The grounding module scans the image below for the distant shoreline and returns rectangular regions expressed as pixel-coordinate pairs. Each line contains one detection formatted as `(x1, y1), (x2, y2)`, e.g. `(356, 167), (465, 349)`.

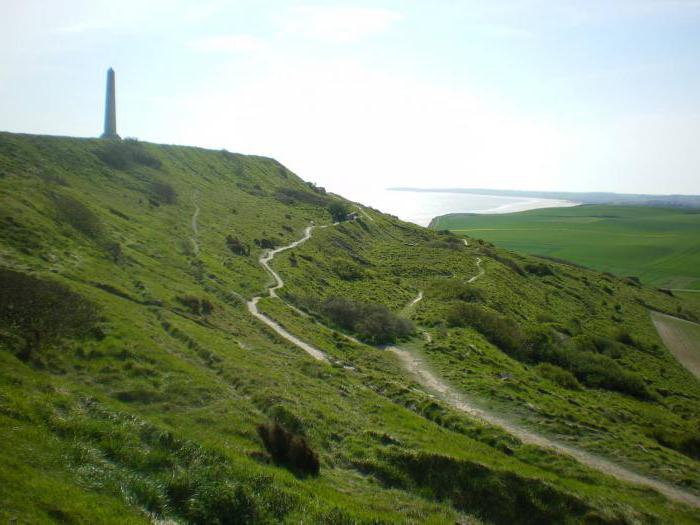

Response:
(388, 187), (700, 209)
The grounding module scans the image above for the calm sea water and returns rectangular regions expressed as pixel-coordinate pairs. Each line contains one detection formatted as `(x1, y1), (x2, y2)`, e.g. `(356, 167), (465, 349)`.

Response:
(339, 188), (578, 227)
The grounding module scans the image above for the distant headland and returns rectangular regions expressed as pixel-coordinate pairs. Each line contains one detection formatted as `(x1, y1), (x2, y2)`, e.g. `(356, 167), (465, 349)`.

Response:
(388, 187), (700, 209)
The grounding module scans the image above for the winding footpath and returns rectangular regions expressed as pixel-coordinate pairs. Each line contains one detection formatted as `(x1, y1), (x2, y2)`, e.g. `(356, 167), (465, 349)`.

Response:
(396, 266), (700, 509)
(190, 191), (200, 256)
(245, 222), (700, 508)
(247, 224), (329, 363)
(467, 257), (484, 283)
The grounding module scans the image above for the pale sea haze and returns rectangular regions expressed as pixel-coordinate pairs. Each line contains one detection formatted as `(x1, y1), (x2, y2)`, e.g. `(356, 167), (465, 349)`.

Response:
(339, 188), (579, 227)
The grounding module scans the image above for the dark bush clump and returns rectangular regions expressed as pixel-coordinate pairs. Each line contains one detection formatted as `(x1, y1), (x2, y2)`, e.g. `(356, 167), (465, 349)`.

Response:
(176, 296), (214, 316)
(328, 202), (350, 222)
(225, 235), (249, 256)
(150, 180), (177, 205)
(96, 139), (162, 170)
(427, 279), (483, 302)
(649, 428), (700, 461)
(52, 193), (103, 238)
(254, 238), (277, 249)
(275, 188), (330, 207)
(321, 296), (413, 344)
(525, 263), (554, 277)
(257, 422), (320, 476)
(0, 269), (99, 359)
(331, 258), (365, 281)
(536, 363), (581, 390)
(446, 303), (523, 354)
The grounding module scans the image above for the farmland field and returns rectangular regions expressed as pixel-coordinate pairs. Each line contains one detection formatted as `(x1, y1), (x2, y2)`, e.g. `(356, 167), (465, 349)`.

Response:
(432, 205), (700, 290)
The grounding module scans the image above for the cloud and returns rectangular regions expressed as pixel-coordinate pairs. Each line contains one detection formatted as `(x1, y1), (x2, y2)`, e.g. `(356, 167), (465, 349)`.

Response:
(279, 5), (402, 43)
(190, 35), (267, 54)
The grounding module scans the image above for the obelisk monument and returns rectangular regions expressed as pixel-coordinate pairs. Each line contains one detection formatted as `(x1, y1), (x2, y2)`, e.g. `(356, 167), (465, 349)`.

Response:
(101, 68), (120, 139)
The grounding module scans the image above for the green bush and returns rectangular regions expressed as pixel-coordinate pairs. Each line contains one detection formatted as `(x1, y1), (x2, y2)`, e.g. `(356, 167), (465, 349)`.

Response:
(331, 258), (365, 281)
(525, 262), (554, 277)
(536, 363), (581, 390)
(96, 139), (161, 170)
(445, 303), (523, 354)
(321, 296), (413, 344)
(427, 279), (483, 302)
(150, 180), (177, 205)
(52, 192), (103, 238)
(257, 422), (320, 476)
(328, 202), (350, 222)
(225, 235), (250, 256)
(0, 269), (99, 359)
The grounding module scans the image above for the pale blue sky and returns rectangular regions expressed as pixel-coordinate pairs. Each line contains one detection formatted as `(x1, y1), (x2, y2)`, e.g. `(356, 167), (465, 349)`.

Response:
(2, 1), (699, 197)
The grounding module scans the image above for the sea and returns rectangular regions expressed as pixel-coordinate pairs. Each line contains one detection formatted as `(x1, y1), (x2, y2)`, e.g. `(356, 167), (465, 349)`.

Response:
(338, 188), (579, 227)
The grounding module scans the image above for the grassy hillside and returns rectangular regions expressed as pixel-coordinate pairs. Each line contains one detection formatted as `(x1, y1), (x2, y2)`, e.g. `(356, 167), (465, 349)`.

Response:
(1, 132), (699, 524)
(431, 205), (700, 290)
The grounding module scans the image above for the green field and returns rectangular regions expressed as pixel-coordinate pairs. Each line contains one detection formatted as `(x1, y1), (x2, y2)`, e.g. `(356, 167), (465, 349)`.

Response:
(1, 133), (700, 523)
(432, 205), (700, 290)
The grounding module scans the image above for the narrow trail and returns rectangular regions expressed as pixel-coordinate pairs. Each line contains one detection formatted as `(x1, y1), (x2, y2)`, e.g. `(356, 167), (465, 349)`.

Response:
(389, 346), (700, 509)
(397, 260), (700, 509)
(467, 257), (484, 283)
(190, 191), (200, 256)
(247, 224), (329, 363)
(355, 205), (375, 222)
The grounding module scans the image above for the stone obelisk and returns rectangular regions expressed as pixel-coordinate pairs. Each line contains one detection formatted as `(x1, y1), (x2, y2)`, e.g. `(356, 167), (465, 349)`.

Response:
(101, 68), (120, 139)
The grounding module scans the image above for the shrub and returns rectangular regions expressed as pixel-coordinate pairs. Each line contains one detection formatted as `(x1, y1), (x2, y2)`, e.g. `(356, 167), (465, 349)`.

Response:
(275, 188), (330, 207)
(255, 238), (277, 249)
(96, 140), (161, 170)
(257, 422), (320, 476)
(0, 269), (99, 359)
(331, 258), (365, 281)
(649, 427), (700, 461)
(176, 296), (214, 316)
(536, 363), (581, 390)
(225, 236), (249, 256)
(150, 180), (177, 205)
(427, 279), (483, 302)
(328, 202), (350, 222)
(525, 263), (554, 277)
(446, 303), (523, 354)
(321, 297), (413, 344)
(52, 193), (103, 238)
(494, 254), (525, 275)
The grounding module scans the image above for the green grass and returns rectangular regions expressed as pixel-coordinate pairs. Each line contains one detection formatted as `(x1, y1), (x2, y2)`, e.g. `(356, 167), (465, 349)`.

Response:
(0, 132), (699, 523)
(432, 205), (700, 290)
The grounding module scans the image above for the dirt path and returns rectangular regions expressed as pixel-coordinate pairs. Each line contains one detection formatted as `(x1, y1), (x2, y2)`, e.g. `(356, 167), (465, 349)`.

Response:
(396, 256), (700, 509)
(651, 311), (700, 380)
(467, 257), (484, 283)
(389, 346), (700, 508)
(354, 205), (374, 222)
(247, 224), (329, 363)
(190, 191), (200, 256)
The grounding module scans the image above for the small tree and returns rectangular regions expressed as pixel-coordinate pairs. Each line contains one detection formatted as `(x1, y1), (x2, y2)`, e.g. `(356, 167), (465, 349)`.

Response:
(0, 269), (99, 359)
(328, 202), (349, 222)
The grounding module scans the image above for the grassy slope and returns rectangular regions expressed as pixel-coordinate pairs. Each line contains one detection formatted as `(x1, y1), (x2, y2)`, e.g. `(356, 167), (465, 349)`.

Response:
(431, 205), (700, 290)
(0, 132), (698, 524)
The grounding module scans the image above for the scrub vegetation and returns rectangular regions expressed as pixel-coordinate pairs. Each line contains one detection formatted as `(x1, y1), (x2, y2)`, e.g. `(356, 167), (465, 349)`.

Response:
(1, 132), (699, 524)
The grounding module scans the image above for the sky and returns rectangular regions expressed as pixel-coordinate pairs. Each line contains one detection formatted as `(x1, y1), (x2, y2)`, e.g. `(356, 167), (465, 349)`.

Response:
(1, 0), (699, 198)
